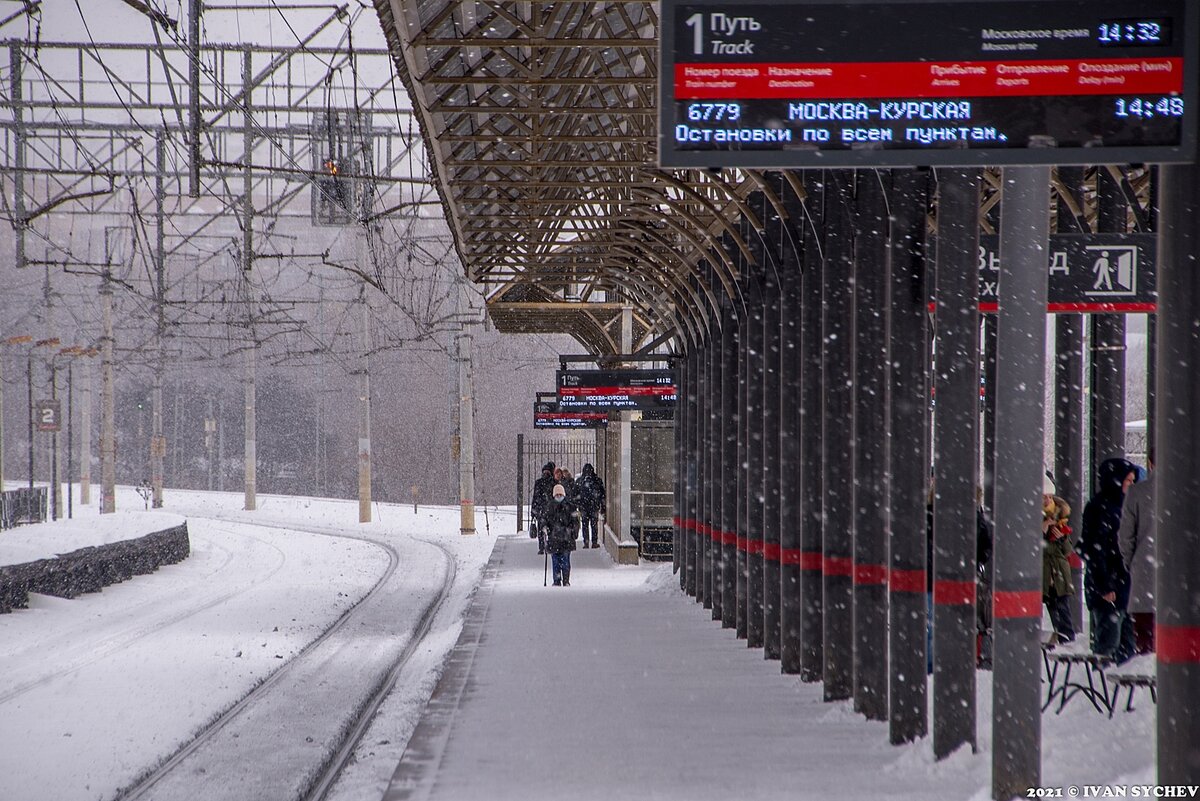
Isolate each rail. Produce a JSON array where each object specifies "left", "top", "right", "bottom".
[
  {"left": 0, "top": 488, "right": 48, "bottom": 530},
  {"left": 632, "top": 490, "right": 673, "bottom": 560}
]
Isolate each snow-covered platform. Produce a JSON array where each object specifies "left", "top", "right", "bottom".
[
  {"left": 384, "top": 531, "right": 1157, "bottom": 801},
  {"left": 0, "top": 511, "right": 189, "bottom": 612}
]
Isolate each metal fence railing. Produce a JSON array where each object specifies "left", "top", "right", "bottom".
[
  {"left": 516, "top": 435, "right": 600, "bottom": 532},
  {"left": 632, "top": 489, "right": 674, "bottom": 560},
  {"left": 0, "top": 487, "right": 49, "bottom": 531}
]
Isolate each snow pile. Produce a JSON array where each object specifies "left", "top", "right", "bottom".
[{"left": 0, "top": 510, "right": 186, "bottom": 567}]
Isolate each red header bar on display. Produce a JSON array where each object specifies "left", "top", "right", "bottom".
[
  {"left": 560, "top": 386, "right": 676, "bottom": 397},
  {"left": 675, "top": 58, "right": 1184, "bottom": 100}
]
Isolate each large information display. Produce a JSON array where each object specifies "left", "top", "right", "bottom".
[
  {"left": 659, "top": 0, "right": 1197, "bottom": 167},
  {"left": 557, "top": 369, "right": 678, "bottom": 411}
]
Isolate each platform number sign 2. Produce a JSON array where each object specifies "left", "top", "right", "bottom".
[{"left": 35, "top": 399, "right": 61, "bottom": 432}]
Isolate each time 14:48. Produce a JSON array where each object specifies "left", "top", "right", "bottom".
[{"left": 1115, "top": 97, "right": 1184, "bottom": 118}]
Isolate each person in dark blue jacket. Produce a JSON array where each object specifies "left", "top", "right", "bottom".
[{"left": 1078, "top": 457, "right": 1137, "bottom": 663}]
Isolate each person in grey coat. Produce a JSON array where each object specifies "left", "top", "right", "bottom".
[{"left": 1119, "top": 452, "right": 1156, "bottom": 655}]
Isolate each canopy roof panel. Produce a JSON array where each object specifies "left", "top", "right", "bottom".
[{"left": 373, "top": 0, "right": 790, "bottom": 353}]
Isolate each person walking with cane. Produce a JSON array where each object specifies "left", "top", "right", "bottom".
[{"left": 545, "top": 483, "right": 579, "bottom": 587}]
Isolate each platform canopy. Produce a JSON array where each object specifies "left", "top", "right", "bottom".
[{"left": 373, "top": 0, "right": 792, "bottom": 354}]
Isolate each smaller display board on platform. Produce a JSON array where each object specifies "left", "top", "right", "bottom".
[
  {"left": 557, "top": 369, "right": 678, "bottom": 411},
  {"left": 534, "top": 392, "right": 609, "bottom": 429}
]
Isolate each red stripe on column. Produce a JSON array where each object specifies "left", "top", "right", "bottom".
[
  {"left": 1158, "top": 625, "right": 1200, "bottom": 664},
  {"left": 764, "top": 543, "right": 781, "bottom": 562},
  {"left": 780, "top": 548, "right": 805, "bottom": 566},
  {"left": 853, "top": 564, "right": 888, "bottom": 585},
  {"left": 746, "top": 539, "right": 765, "bottom": 556},
  {"left": 1067, "top": 552, "right": 1083, "bottom": 569},
  {"left": 824, "top": 556, "right": 854, "bottom": 577},
  {"left": 934, "top": 580, "right": 976, "bottom": 606},
  {"left": 801, "top": 551, "right": 823, "bottom": 571},
  {"left": 993, "top": 590, "right": 1043, "bottom": 619},
  {"left": 889, "top": 568, "right": 927, "bottom": 593},
  {"left": 736, "top": 535, "right": 747, "bottom": 552},
  {"left": 722, "top": 530, "right": 738, "bottom": 546}
]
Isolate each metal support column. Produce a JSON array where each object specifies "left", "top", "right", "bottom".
[
  {"left": 982, "top": 316, "right": 998, "bottom": 514},
  {"left": 763, "top": 249, "right": 783, "bottom": 659},
  {"left": 888, "top": 168, "right": 931, "bottom": 744},
  {"left": 780, "top": 176, "right": 806, "bottom": 672},
  {"left": 720, "top": 300, "right": 738, "bottom": 628},
  {"left": 822, "top": 169, "right": 855, "bottom": 700},
  {"left": 1155, "top": 161, "right": 1200, "bottom": 783},
  {"left": 700, "top": 335, "right": 710, "bottom": 606},
  {"left": 705, "top": 328, "right": 715, "bottom": 618},
  {"left": 691, "top": 341, "right": 703, "bottom": 599},
  {"left": 746, "top": 270, "right": 766, "bottom": 649},
  {"left": 685, "top": 348, "right": 698, "bottom": 597},
  {"left": 736, "top": 292, "right": 749, "bottom": 638},
  {"left": 800, "top": 172, "right": 826, "bottom": 682},
  {"left": 991, "top": 166, "right": 1051, "bottom": 800},
  {"left": 1054, "top": 167, "right": 1088, "bottom": 630},
  {"left": 1091, "top": 168, "right": 1127, "bottom": 479},
  {"left": 932, "top": 168, "right": 982, "bottom": 759},
  {"left": 852, "top": 169, "right": 889, "bottom": 720}
]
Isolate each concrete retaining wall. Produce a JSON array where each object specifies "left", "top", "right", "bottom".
[{"left": 0, "top": 522, "right": 190, "bottom": 613}]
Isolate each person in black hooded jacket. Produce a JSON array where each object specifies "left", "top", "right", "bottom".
[
  {"left": 1079, "top": 456, "right": 1137, "bottom": 663},
  {"left": 575, "top": 463, "right": 606, "bottom": 548},
  {"left": 530, "top": 462, "right": 556, "bottom": 554}
]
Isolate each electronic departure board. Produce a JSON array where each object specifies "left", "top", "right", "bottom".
[
  {"left": 557, "top": 370, "right": 678, "bottom": 411},
  {"left": 658, "top": 0, "right": 1197, "bottom": 167},
  {"left": 534, "top": 399, "right": 609, "bottom": 430}
]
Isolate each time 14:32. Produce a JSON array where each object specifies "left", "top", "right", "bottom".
[{"left": 1115, "top": 97, "right": 1184, "bottom": 119}]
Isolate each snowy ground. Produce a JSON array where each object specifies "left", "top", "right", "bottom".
[
  {"left": 0, "top": 485, "right": 504, "bottom": 801},
  {"left": 1, "top": 488, "right": 1156, "bottom": 801},
  {"left": 386, "top": 532, "right": 1155, "bottom": 801}
]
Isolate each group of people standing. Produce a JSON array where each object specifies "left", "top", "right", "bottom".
[
  {"left": 1042, "top": 452, "right": 1156, "bottom": 665},
  {"left": 529, "top": 461, "right": 607, "bottom": 587}
]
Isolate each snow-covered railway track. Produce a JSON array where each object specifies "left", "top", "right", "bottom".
[{"left": 112, "top": 516, "right": 456, "bottom": 801}]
